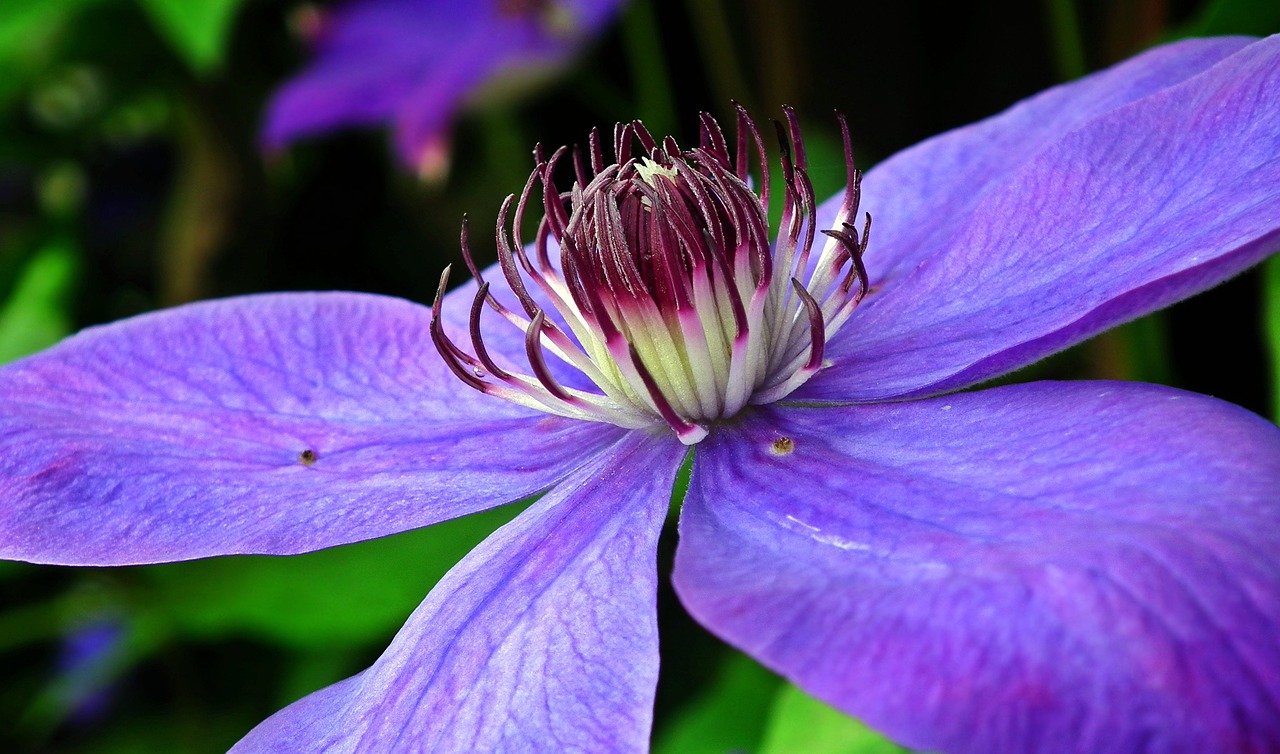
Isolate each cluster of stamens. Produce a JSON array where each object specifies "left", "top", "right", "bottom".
[{"left": 431, "top": 105, "right": 870, "bottom": 444}]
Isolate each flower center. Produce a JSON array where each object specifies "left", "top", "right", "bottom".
[{"left": 431, "top": 106, "right": 870, "bottom": 444}]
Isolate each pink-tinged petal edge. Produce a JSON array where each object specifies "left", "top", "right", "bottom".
[
  {"left": 800, "top": 34, "right": 1280, "bottom": 403},
  {"left": 0, "top": 292, "right": 625, "bottom": 565},
  {"left": 232, "top": 428, "right": 685, "bottom": 754},
  {"left": 675, "top": 384, "right": 1280, "bottom": 754}
]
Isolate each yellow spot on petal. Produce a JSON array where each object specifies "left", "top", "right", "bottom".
[
  {"left": 770, "top": 436, "right": 795, "bottom": 456},
  {"left": 299, "top": 449, "right": 318, "bottom": 466}
]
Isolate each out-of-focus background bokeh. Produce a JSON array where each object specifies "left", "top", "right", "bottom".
[{"left": 1, "top": 1, "right": 1277, "bottom": 752}]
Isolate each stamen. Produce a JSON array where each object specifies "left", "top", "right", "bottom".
[
  {"left": 628, "top": 344, "right": 709, "bottom": 444},
  {"left": 524, "top": 311, "right": 576, "bottom": 402},
  {"left": 469, "top": 282, "right": 512, "bottom": 380},
  {"left": 430, "top": 267, "right": 488, "bottom": 391},
  {"left": 434, "top": 109, "right": 873, "bottom": 443}
]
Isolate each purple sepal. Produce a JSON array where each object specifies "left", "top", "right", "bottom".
[
  {"left": 0, "top": 293, "right": 624, "bottom": 565},
  {"left": 801, "top": 34, "right": 1280, "bottom": 402},
  {"left": 232, "top": 429, "right": 684, "bottom": 753},
  {"left": 815, "top": 36, "right": 1252, "bottom": 293},
  {"left": 674, "top": 384, "right": 1280, "bottom": 754}
]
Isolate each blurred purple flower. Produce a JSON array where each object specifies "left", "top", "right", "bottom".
[
  {"left": 5, "top": 35, "right": 1280, "bottom": 754},
  {"left": 262, "top": 0, "right": 628, "bottom": 178},
  {"left": 52, "top": 618, "right": 127, "bottom": 726}
]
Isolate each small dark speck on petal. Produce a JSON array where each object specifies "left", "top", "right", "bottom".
[
  {"left": 299, "top": 449, "right": 318, "bottom": 466},
  {"left": 770, "top": 436, "right": 795, "bottom": 456}
]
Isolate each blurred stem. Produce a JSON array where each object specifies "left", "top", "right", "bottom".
[
  {"left": 748, "top": 0, "right": 806, "bottom": 111},
  {"left": 159, "top": 630, "right": 213, "bottom": 751},
  {"left": 682, "top": 0, "right": 755, "bottom": 116},
  {"left": 1265, "top": 256, "right": 1280, "bottom": 423},
  {"left": 158, "top": 91, "right": 240, "bottom": 306},
  {"left": 479, "top": 107, "right": 528, "bottom": 194},
  {"left": 1042, "top": 0, "right": 1087, "bottom": 80},
  {"left": 1088, "top": 315, "right": 1173, "bottom": 384},
  {"left": 1104, "top": 0, "right": 1168, "bottom": 62},
  {"left": 665, "top": 448, "right": 695, "bottom": 525},
  {"left": 1081, "top": 0, "right": 1175, "bottom": 386},
  {"left": 622, "top": 0, "right": 677, "bottom": 136}
]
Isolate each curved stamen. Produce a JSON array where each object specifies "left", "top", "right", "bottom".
[
  {"left": 469, "top": 282, "right": 512, "bottom": 380},
  {"left": 524, "top": 310, "right": 576, "bottom": 403},
  {"left": 430, "top": 267, "right": 487, "bottom": 390},
  {"left": 436, "top": 109, "right": 872, "bottom": 444}
]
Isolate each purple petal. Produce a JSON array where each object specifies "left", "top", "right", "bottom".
[
  {"left": 263, "top": 0, "right": 626, "bottom": 167},
  {"left": 0, "top": 293, "right": 623, "bottom": 565},
  {"left": 232, "top": 429, "right": 684, "bottom": 753},
  {"left": 674, "top": 384, "right": 1280, "bottom": 754},
  {"left": 801, "top": 35, "right": 1280, "bottom": 402},
  {"left": 816, "top": 36, "right": 1251, "bottom": 292},
  {"left": 264, "top": 2, "right": 496, "bottom": 145}
]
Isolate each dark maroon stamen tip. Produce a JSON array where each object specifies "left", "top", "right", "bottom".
[
  {"left": 820, "top": 224, "right": 870, "bottom": 300},
  {"left": 431, "top": 267, "right": 489, "bottom": 391},
  {"left": 468, "top": 282, "right": 512, "bottom": 380},
  {"left": 790, "top": 278, "right": 826, "bottom": 371},
  {"left": 524, "top": 310, "right": 576, "bottom": 402}
]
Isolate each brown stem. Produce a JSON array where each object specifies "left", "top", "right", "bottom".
[{"left": 158, "top": 92, "right": 240, "bottom": 306}]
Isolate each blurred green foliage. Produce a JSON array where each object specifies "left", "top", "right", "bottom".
[
  {"left": 653, "top": 651, "right": 780, "bottom": 754},
  {"left": 1178, "top": 0, "right": 1280, "bottom": 36},
  {"left": 760, "top": 685, "right": 911, "bottom": 754},
  {"left": 140, "top": 503, "right": 523, "bottom": 650},
  {"left": 0, "top": 239, "right": 77, "bottom": 363},
  {"left": 138, "top": 0, "right": 246, "bottom": 72}
]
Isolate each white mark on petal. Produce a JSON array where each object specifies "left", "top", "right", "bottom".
[{"left": 785, "top": 514, "right": 821, "bottom": 532}]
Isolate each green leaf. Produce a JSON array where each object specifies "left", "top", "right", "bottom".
[
  {"left": 0, "top": 0, "right": 105, "bottom": 107},
  {"left": 0, "top": 0, "right": 104, "bottom": 54},
  {"left": 0, "top": 239, "right": 78, "bottom": 365},
  {"left": 140, "top": 503, "right": 525, "bottom": 650},
  {"left": 759, "top": 683, "right": 912, "bottom": 754},
  {"left": 652, "top": 651, "right": 781, "bottom": 754},
  {"left": 136, "top": 0, "right": 245, "bottom": 73}
]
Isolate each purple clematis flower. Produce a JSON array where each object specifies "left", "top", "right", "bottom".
[
  {"left": 262, "top": 0, "right": 628, "bottom": 177},
  {"left": 4, "top": 34, "right": 1280, "bottom": 754}
]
